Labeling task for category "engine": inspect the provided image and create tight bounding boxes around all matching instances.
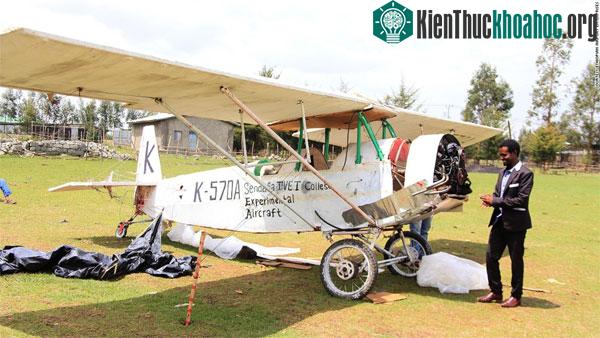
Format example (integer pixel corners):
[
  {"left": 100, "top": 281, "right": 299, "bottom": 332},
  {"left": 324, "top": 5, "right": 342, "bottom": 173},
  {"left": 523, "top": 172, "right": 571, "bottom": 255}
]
[{"left": 391, "top": 134, "right": 472, "bottom": 196}]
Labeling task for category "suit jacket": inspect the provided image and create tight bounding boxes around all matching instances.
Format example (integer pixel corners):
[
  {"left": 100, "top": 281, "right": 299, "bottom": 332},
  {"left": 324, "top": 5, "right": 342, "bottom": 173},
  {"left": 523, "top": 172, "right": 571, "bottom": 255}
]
[{"left": 488, "top": 163, "right": 534, "bottom": 231}]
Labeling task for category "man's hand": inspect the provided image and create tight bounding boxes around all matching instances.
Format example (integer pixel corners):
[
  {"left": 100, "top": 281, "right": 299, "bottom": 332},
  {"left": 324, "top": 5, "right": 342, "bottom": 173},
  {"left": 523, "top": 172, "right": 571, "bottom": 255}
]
[{"left": 480, "top": 194, "right": 493, "bottom": 207}]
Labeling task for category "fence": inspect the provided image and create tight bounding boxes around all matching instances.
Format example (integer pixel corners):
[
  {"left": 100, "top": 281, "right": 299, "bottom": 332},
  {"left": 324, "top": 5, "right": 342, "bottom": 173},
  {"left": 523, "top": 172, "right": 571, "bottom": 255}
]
[
  {"left": 112, "top": 128, "right": 132, "bottom": 147},
  {"left": 0, "top": 122, "right": 104, "bottom": 142}
]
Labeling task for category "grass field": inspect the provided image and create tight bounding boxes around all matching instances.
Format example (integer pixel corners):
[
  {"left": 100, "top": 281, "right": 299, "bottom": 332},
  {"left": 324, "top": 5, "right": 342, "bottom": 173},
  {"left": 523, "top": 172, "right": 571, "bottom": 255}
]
[{"left": 1, "top": 154, "right": 599, "bottom": 337}]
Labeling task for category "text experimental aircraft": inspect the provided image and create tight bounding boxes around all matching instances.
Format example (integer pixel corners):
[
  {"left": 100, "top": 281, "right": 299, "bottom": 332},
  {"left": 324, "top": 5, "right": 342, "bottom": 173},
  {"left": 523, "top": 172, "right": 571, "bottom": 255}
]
[{"left": 0, "top": 28, "right": 500, "bottom": 299}]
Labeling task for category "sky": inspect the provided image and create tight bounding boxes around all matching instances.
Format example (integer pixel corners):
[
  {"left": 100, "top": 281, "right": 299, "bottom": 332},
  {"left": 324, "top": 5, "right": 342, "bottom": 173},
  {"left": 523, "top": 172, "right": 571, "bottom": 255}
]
[{"left": 0, "top": 0, "right": 597, "bottom": 134}]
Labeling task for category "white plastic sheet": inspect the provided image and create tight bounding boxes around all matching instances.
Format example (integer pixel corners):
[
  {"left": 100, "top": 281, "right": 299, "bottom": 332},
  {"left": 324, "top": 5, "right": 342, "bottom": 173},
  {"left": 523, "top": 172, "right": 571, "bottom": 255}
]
[
  {"left": 167, "top": 223, "right": 300, "bottom": 259},
  {"left": 416, "top": 252, "right": 488, "bottom": 294}
]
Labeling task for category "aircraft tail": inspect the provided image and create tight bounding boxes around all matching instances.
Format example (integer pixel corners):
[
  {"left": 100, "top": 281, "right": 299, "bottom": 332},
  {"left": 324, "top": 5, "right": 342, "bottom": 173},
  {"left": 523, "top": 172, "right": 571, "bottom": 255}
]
[{"left": 136, "top": 125, "right": 162, "bottom": 184}]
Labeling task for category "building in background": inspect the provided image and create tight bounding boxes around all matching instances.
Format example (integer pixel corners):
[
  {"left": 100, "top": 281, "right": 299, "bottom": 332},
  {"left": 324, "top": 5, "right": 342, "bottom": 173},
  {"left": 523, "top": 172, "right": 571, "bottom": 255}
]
[{"left": 128, "top": 113, "right": 234, "bottom": 153}]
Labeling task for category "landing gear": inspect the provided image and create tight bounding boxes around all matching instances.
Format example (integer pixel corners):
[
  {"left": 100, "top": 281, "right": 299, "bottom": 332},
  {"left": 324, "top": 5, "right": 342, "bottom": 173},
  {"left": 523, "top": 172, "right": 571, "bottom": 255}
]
[
  {"left": 384, "top": 231, "right": 432, "bottom": 277},
  {"left": 319, "top": 227, "right": 433, "bottom": 299},
  {"left": 115, "top": 221, "right": 130, "bottom": 238},
  {"left": 320, "top": 238, "right": 378, "bottom": 300},
  {"left": 114, "top": 211, "right": 144, "bottom": 239}
]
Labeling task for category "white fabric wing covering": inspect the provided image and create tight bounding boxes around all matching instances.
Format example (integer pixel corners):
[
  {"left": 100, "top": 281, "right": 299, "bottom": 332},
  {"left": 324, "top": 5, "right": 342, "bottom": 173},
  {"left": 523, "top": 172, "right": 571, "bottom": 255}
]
[
  {"left": 0, "top": 28, "right": 500, "bottom": 147},
  {"left": 166, "top": 223, "right": 300, "bottom": 259},
  {"left": 416, "top": 252, "right": 488, "bottom": 294}
]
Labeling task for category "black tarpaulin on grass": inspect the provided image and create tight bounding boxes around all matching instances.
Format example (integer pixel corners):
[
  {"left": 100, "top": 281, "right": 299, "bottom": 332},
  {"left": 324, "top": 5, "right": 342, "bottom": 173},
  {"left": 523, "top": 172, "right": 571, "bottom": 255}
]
[{"left": 0, "top": 213, "right": 196, "bottom": 279}]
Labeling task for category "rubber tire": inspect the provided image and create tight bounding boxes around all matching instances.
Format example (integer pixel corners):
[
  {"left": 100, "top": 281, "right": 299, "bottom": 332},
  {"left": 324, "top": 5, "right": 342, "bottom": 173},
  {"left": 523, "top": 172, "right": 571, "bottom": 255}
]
[
  {"left": 115, "top": 223, "right": 128, "bottom": 238},
  {"left": 320, "top": 238, "right": 378, "bottom": 300},
  {"left": 384, "top": 231, "right": 432, "bottom": 277}
]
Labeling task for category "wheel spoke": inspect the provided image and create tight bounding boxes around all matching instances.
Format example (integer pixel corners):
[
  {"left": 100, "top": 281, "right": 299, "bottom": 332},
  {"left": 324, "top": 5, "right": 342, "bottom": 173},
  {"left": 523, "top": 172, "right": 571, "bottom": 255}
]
[{"left": 321, "top": 240, "right": 376, "bottom": 299}]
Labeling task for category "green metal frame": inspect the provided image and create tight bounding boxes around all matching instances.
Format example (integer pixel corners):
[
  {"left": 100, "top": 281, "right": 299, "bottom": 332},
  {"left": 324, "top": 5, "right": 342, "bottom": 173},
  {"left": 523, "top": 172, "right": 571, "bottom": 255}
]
[
  {"left": 381, "top": 119, "right": 397, "bottom": 138},
  {"left": 355, "top": 111, "right": 384, "bottom": 164}
]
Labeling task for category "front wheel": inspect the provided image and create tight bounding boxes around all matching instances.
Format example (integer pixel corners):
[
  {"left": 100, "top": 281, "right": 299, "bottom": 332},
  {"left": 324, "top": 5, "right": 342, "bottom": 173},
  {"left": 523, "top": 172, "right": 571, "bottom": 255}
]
[
  {"left": 320, "top": 238, "right": 378, "bottom": 300},
  {"left": 115, "top": 222, "right": 129, "bottom": 238},
  {"left": 384, "top": 231, "right": 432, "bottom": 277}
]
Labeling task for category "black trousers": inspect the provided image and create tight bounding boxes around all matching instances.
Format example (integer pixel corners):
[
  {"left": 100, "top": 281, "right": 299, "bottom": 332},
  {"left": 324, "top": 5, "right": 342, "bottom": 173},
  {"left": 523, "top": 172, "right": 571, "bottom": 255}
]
[{"left": 486, "top": 222, "right": 527, "bottom": 299}]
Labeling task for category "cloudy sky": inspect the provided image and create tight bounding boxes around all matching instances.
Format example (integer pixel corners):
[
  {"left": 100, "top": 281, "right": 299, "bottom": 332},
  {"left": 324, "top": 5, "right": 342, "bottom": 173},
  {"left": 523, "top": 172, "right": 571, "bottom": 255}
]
[{"left": 1, "top": 0, "right": 596, "bottom": 133}]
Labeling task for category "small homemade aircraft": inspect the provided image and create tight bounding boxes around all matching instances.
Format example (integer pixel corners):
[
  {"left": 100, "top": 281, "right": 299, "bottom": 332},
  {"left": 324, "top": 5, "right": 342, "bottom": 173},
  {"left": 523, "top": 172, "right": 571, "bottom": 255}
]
[{"left": 0, "top": 28, "right": 500, "bottom": 299}]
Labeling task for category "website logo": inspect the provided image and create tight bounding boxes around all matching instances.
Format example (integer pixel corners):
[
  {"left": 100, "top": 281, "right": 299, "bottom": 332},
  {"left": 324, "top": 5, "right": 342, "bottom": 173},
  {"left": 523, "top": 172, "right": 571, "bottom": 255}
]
[
  {"left": 373, "top": 1, "right": 413, "bottom": 44},
  {"left": 372, "top": 2, "right": 597, "bottom": 43}
]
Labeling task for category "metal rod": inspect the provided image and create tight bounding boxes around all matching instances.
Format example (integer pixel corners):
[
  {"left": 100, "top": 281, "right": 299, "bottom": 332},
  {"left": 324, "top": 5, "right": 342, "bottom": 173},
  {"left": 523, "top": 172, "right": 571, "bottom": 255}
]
[
  {"left": 357, "top": 111, "right": 384, "bottom": 161},
  {"left": 159, "top": 100, "right": 318, "bottom": 230},
  {"left": 355, "top": 114, "right": 362, "bottom": 164},
  {"left": 243, "top": 159, "right": 299, "bottom": 168},
  {"left": 298, "top": 100, "right": 311, "bottom": 163},
  {"left": 295, "top": 119, "right": 304, "bottom": 172},
  {"left": 324, "top": 128, "right": 331, "bottom": 161},
  {"left": 220, "top": 87, "right": 376, "bottom": 226},
  {"left": 382, "top": 119, "right": 397, "bottom": 138},
  {"left": 239, "top": 109, "right": 248, "bottom": 165},
  {"left": 185, "top": 230, "right": 206, "bottom": 326}
]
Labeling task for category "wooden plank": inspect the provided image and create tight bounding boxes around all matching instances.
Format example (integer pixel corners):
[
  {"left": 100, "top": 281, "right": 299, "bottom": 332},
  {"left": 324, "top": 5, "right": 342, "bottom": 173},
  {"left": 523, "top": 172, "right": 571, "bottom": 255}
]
[{"left": 365, "top": 292, "right": 408, "bottom": 304}]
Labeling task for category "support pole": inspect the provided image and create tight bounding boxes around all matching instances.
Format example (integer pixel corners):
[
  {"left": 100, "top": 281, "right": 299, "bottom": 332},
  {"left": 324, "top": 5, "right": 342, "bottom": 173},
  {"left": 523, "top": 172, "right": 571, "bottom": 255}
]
[
  {"left": 158, "top": 99, "right": 318, "bottom": 230},
  {"left": 357, "top": 112, "right": 384, "bottom": 161},
  {"left": 356, "top": 115, "right": 362, "bottom": 164},
  {"left": 382, "top": 119, "right": 397, "bottom": 138},
  {"left": 324, "top": 128, "right": 331, "bottom": 161},
  {"left": 185, "top": 231, "right": 207, "bottom": 326},
  {"left": 220, "top": 87, "right": 376, "bottom": 226},
  {"left": 239, "top": 110, "right": 248, "bottom": 165},
  {"left": 298, "top": 100, "right": 311, "bottom": 163},
  {"left": 295, "top": 119, "right": 304, "bottom": 172}
]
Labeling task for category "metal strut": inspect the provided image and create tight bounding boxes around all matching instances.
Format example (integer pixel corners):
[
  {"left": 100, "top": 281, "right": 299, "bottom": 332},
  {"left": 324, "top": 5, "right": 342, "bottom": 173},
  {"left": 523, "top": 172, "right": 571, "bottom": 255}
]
[
  {"left": 156, "top": 98, "right": 319, "bottom": 231},
  {"left": 239, "top": 109, "right": 248, "bottom": 165},
  {"left": 220, "top": 87, "right": 377, "bottom": 227}
]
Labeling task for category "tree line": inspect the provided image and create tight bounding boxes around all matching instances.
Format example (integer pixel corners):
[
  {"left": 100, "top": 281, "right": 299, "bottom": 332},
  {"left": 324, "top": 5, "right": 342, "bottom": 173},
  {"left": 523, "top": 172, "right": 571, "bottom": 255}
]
[
  {"left": 0, "top": 91, "right": 148, "bottom": 140},
  {"left": 461, "top": 39, "right": 599, "bottom": 165}
]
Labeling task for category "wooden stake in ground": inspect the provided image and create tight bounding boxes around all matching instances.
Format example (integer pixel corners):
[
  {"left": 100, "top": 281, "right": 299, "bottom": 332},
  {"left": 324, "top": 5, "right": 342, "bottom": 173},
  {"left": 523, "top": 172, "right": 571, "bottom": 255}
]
[{"left": 184, "top": 231, "right": 207, "bottom": 326}]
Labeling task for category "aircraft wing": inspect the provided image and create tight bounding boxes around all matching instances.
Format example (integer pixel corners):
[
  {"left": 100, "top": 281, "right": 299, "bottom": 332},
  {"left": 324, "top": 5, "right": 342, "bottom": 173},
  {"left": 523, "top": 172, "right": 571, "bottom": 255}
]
[
  {"left": 300, "top": 108, "right": 501, "bottom": 147},
  {"left": 48, "top": 181, "right": 153, "bottom": 192},
  {"left": 0, "top": 27, "right": 501, "bottom": 145},
  {"left": 0, "top": 28, "right": 369, "bottom": 123}
]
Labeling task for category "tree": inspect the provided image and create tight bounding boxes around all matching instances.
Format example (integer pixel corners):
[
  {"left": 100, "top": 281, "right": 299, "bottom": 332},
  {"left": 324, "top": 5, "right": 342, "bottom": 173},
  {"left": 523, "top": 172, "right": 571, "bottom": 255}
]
[
  {"left": 57, "top": 99, "right": 77, "bottom": 125},
  {"left": 258, "top": 65, "right": 281, "bottom": 79},
  {"left": 125, "top": 108, "right": 148, "bottom": 124},
  {"left": 523, "top": 125, "right": 566, "bottom": 166},
  {"left": 528, "top": 38, "right": 573, "bottom": 125},
  {"left": 110, "top": 102, "right": 124, "bottom": 129},
  {"left": 33, "top": 92, "right": 62, "bottom": 123},
  {"left": 96, "top": 100, "right": 113, "bottom": 138},
  {"left": 462, "top": 63, "right": 513, "bottom": 127},
  {"left": 0, "top": 89, "right": 23, "bottom": 119},
  {"left": 20, "top": 92, "right": 41, "bottom": 130},
  {"left": 381, "top": 78, "right": 422, "bottom": 111},
  {"left": 78, "top": 99, "right": 99, "bottom": 141},
  {"left": 461, "top": 63, "right": 514, "bottom": 160},
  {"left": 337, "top": 78, "right": 352, "bottom": 93},
  {"left": 562, "top": 63, "right": 600, "bottom": 164}
]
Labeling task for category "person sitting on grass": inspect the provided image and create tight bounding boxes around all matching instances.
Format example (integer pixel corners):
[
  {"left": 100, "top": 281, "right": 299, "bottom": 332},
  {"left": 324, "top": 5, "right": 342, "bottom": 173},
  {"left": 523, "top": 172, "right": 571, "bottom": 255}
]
[{"left": 0, "top": 178, "right": 16, "bottom": 204}]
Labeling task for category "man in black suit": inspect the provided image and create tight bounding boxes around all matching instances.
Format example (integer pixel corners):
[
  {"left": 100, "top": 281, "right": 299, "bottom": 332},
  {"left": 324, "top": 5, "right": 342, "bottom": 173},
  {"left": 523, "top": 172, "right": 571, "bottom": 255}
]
[{"left": 478, "top": 139, "right": 534, "bottom": 308}]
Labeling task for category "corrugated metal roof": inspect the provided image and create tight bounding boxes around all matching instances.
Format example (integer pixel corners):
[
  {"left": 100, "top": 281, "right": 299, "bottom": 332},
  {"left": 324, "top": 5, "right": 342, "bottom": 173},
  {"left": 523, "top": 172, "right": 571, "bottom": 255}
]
[{"left": 128, "top": 112, "right": 173, "bottom": 124}]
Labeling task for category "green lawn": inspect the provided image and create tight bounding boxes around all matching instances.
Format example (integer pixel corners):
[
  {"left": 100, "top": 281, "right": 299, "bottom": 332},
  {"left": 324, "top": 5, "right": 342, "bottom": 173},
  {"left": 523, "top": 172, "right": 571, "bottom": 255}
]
[{"left": 0, "top": 154, "right": 599, "bottom": 337}]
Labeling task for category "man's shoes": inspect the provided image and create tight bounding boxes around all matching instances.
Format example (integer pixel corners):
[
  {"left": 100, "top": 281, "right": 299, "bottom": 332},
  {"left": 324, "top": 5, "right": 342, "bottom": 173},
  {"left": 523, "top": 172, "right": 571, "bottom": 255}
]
[
  {"left": 477, "top": 292, "right": 503, "bottom": 303},
  {"left": 501, "top": 297, "right": 521, "bottom": 308},
  {"left": 4, "top": 198, "right": 16, "bottom": 205}
]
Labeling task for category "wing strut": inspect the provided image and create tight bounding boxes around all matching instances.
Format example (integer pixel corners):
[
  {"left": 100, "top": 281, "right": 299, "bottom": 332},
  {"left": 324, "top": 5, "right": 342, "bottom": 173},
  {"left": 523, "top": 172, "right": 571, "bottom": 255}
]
[
  {"left": 239, "top": 109, "right": 249, "bottom": 165},
  {"left": 156, "top": 99, "right": 319, "bottom": 231},
  {"left": 220, "top": 87, "right": 377, "bottom": 227}
]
